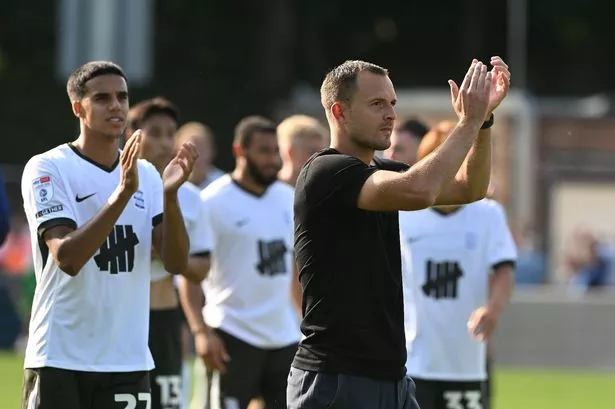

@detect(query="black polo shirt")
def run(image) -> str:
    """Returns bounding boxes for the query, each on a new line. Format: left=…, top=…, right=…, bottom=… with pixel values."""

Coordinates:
left=292, top=148, right=409, bottom=381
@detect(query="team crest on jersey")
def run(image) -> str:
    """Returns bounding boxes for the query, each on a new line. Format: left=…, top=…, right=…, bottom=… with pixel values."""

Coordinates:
left=32, top=175, right=54, bottom=204
left=133, top=190, right=145, bottom=209
left=465, top=232, right=477, bottom=250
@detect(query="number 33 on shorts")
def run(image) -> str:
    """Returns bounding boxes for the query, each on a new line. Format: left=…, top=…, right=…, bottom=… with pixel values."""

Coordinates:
left=114, top=392, right=152, bottom=409
left=443, top=390, right=483, bottom=409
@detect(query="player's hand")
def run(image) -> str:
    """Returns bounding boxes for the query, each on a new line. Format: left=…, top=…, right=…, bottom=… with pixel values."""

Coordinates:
left=448, top=60, right=492, bottom=124
left=486, top=56, right=511, bottom=119
left=195, top=330, right=230, bottom=373
left=119, top=129, right=142, bottom=196
left=162, top=142, right=198, bottom=193
left=467, top=306, right=499, bottom=342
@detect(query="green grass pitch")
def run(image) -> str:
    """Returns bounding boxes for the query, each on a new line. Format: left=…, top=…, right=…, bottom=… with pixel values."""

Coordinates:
left=1, top=352, right=613, bottom=409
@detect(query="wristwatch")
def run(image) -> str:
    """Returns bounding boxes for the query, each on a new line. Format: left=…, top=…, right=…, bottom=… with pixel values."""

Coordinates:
left=481, top=114, right=495, bottom=129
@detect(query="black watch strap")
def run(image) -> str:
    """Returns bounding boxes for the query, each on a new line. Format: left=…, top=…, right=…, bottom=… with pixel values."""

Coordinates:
left=481, top=114, right=495, bottom=129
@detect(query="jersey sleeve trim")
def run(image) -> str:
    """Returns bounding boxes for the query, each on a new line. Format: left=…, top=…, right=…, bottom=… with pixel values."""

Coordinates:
left=152, top=213, right=163, bottom=227
left=491, top=260, right=516, bottom=271
left=190, top=250, right=211, bottom=258
left=37, top=217, right=77, bottom=238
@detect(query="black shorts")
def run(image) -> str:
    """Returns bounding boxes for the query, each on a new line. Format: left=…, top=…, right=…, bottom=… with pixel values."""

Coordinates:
left=209, top=328, right=297, bottom=409
left=413, top=378, right=487, bottom=409
left=21, top=367, right=150, bottom=409
left=149, top=308, right=183, bottom=409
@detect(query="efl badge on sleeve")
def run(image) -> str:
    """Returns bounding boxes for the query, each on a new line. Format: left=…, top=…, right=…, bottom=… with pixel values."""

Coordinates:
left=33, top=175, right=54, bottom=205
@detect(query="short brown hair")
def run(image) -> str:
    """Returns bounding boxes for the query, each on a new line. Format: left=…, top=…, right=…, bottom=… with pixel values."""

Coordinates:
left=416, top=120, right=457, bottom=161
left=277, top=115, right=329, bottom=151
left=320, top=60, right=388, bottom=111
left=127, top=97, right=179, bottom=132
left=233, top=115, right=277, bottom=148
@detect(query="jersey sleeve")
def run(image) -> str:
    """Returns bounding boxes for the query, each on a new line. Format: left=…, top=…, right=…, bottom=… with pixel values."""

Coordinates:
left=302, top=154, right=377, bottom=208
left=197, top=191, right=216, bottom=253
left=145, top=162, right=164, bottom=227
left=22, top=156, right=78, bottom=237
left=188, top=195, right=213, bottom=256
left=487, top=202, right=518, bottom=270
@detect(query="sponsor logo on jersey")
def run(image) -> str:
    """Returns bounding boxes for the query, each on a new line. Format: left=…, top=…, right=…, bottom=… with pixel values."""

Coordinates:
left=35, top=205, right=64, bottom=219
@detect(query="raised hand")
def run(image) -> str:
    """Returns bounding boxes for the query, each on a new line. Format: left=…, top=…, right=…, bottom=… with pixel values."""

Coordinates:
left=162, top=141, right=199, bottom=193
left=448, top=59, right=492, bottom=124
left=119, top=129, right=142, bottom=196
left=486, top=56, right=511, bottom=118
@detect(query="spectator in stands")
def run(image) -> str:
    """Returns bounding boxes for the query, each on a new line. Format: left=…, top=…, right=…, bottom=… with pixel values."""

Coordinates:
left=563, top=227, right=615, bottom=291
left=511, top=222, right=547, bottom=285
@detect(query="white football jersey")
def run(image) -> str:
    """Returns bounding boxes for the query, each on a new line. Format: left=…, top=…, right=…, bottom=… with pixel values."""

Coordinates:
left=151, top=182, right=210, bottom=282
left=22, top=143, right=163, bottom=372
left=401, top=199, right=517, bottom=381
left=199, top=175, right=300, bottom=348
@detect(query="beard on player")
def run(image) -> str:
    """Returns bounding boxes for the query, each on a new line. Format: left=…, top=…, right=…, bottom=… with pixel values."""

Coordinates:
left=245, top=155, right=279, bottom=188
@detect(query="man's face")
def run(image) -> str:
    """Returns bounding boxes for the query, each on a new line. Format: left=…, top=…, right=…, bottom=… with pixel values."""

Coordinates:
left=344, top=71, right=397, bottom=151
left=140, top=114, right=178, bottom=171
left=383, top=129, right=420, bottom=165
left=242, top=131, right=282, bottom=187
left=76, top=74, right=129, bottom=138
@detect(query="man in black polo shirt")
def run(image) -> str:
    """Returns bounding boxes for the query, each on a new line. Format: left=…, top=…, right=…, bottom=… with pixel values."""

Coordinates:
left=289, top=57, right=511, bottom=409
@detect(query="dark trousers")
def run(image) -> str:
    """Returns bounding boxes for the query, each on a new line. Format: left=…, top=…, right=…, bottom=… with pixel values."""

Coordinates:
left=286, top=367, right=421, bottom=409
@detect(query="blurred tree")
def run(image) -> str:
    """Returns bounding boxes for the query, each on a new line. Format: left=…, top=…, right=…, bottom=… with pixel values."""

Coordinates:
left=1, top=0, right=615, bottom=168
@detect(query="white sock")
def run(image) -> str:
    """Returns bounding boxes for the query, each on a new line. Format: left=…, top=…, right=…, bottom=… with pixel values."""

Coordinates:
left=181, top=360, right=192, bottom=409
left=190, top=358, right=208, bottom=409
